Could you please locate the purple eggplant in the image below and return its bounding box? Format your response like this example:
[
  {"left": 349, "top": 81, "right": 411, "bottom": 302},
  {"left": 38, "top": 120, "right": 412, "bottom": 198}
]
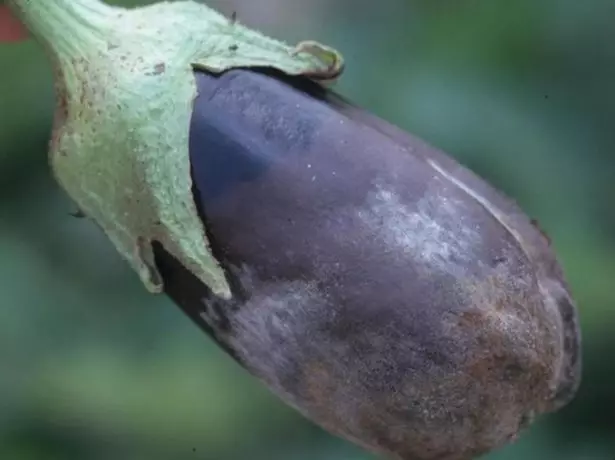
[
  {"left": 3, "top": 0, "right": 580, "bottom": 457},
  {"left": 154, "top": 68, "right": 581, "bottom": 460}
]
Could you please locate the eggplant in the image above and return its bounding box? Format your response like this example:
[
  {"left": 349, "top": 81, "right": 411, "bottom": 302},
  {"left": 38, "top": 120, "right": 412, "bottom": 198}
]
[
  {"left": 7, "top": 0, "right": 581, "bottom": 457},
  {"left": 154, "top": 68, "right": 581, "bottom": 460}
]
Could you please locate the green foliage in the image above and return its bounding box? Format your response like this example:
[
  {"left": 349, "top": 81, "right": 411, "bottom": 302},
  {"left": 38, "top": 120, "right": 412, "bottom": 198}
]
[{"left": 1, "top": 0, "right": 613, "bottom": 459}]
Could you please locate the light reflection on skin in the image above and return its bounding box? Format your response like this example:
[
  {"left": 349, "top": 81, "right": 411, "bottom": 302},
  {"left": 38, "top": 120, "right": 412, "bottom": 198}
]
[{"left": 0, "top": 6, "right": 28, "bottom": 42}]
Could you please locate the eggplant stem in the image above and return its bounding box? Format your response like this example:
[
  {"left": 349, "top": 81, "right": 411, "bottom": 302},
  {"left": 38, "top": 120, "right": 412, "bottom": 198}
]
[{"left": 7, "top": 0, "right": 113, "bottom": 61}]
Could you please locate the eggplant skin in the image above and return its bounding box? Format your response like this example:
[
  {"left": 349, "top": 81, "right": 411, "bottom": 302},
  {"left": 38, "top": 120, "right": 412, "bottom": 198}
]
[{"left": 154, "top": 68, "right": 581, "bottom": 460}]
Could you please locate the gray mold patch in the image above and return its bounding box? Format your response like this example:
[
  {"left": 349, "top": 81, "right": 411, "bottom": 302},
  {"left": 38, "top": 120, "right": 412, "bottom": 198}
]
[{"left": 357, "top": 183, "right": 481, "bottom": 277}]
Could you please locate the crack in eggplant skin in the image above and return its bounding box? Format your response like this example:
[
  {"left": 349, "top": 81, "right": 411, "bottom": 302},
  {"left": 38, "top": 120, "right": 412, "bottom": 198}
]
[{"left": 154, "top": 68, "right": 581, "bottom": 460}]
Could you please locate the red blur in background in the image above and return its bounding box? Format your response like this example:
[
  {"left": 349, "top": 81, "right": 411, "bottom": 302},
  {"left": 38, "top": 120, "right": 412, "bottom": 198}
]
[{"left": 0, "top": 6, "right": 27, "bottom": 42}]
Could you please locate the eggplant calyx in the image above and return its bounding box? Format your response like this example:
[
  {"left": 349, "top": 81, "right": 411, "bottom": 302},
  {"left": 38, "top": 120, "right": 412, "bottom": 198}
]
[{"left": 7, "top": 0, "right": 344, "bottom": 298}]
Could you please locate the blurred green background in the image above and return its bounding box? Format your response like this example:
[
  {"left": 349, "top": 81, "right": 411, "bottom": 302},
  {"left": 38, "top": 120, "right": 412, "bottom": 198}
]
[{"left": 1, "top": 0, "right": 614, "bottom": 459}]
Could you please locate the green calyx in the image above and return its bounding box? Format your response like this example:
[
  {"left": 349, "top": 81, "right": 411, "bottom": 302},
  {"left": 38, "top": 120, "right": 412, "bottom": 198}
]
[{"left": 7, "top": 0, "right": 344, "bottom": 299}]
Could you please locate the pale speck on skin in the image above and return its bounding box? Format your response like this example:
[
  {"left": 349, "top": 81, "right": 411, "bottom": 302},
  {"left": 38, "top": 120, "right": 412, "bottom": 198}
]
[{"left": 199, "top": 310, "right": 211, "bottom": 324}]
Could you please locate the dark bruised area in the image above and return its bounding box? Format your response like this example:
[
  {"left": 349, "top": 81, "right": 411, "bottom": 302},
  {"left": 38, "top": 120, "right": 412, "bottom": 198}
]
[{"left": 154, "top": 68, "right": 581, "bottom": 460}]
